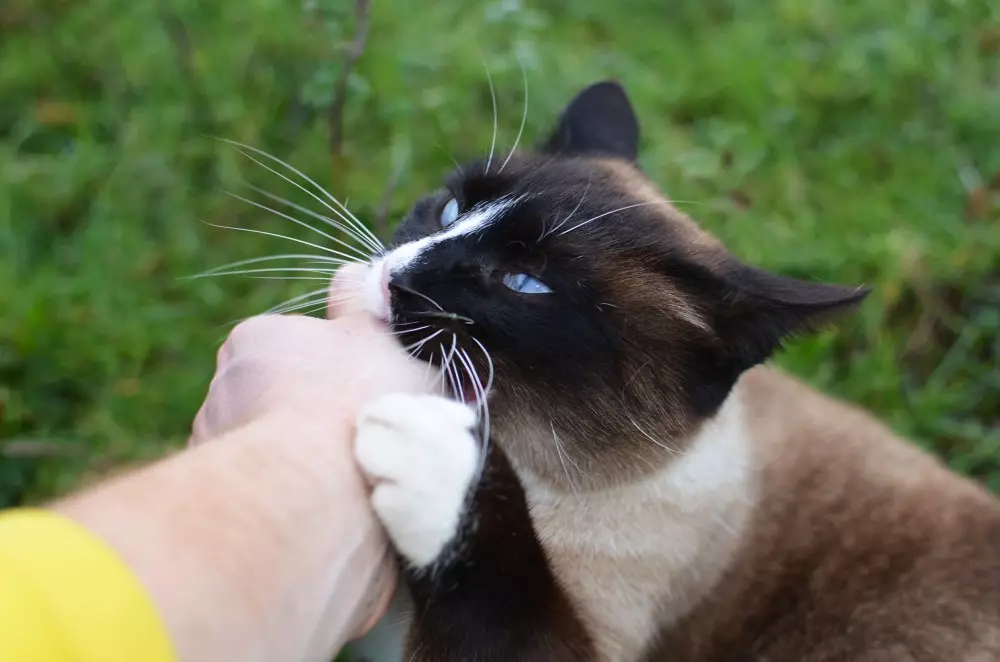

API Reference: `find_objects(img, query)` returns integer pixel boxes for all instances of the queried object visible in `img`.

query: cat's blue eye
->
[440,198,460,228]
[502,273,552,295]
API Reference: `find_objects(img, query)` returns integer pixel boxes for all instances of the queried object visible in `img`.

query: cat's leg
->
[355,393,595,661]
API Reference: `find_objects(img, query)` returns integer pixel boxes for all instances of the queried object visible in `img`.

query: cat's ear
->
[542,81,640,161]
[703,262,869,371]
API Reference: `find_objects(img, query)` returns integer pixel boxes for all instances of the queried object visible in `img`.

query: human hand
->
[190,312,435,446]
[189,297,438,649]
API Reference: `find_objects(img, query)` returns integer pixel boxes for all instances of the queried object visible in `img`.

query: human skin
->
[54,303,436,662]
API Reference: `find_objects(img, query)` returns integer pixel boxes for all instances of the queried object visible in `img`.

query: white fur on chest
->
[521,391,757,662]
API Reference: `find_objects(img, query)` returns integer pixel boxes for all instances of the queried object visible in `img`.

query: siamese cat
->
[347,81,1000,662]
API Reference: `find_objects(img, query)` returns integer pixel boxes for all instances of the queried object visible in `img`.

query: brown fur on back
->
[643,367,1000,661]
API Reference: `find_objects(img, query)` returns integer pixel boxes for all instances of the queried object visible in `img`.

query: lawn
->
[1,0,998,506]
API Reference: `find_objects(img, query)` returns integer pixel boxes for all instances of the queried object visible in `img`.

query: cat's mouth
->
[389,324,488,407]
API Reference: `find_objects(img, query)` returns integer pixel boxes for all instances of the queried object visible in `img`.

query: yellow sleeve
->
[0,508,177,662]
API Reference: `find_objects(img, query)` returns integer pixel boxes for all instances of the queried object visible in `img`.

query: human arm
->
[43,313,432,662]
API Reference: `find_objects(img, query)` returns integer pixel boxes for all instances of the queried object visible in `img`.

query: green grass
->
[1,0,998,505]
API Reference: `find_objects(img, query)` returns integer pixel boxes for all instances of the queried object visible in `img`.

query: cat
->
[345,80,1000,662]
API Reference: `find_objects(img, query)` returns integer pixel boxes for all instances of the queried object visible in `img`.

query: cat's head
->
[352,81,867,487]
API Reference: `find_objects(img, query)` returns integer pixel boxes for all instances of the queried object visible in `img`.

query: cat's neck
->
[518,387,757,660]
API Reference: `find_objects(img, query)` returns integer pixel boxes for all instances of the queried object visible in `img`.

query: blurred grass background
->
[1,0,998,506]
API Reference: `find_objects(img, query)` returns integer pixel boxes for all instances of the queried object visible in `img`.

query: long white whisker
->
[201,221,358,258]
[405,328,443,354]
[264,287,331,312]
[557,201,668,237]
[469,337,494,395]
[189,267,341,279]
[246,276,338,281]
[194,253,353,278]
[235,149,380,251]
[455,347,491,483]
[218,139,384,252]
[551,422,580,497]
[481,54,498,175]
[400,287,444,311]
[226,191,372,262]
[629,416,684,456]
[439,340,461,402]
[498,55,528,173]
[245,184,382,257]
[269,293,356,316]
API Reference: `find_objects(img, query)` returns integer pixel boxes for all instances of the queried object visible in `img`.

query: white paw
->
[355,393,479,568]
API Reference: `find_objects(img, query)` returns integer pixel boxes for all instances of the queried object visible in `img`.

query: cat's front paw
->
[355,393,479,568]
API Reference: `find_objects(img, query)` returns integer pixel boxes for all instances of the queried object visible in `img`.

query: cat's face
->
[352,82,867,487]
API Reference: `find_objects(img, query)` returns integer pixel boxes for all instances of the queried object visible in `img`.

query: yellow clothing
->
[0,508,176,662]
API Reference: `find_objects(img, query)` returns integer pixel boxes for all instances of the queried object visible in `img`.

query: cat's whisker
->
[629,416,685,456]
[201,221,361,260]
[481,54,499,175]
[217,139,384,253]
[557,201,669,237]
[393,286,444,311]
[225,191,373,263]
[469,337,494,395]
[498,55,528,174]
[550,421,581,498]
[189,267,341,280]
[404,328,443,354]
[244,184,383,257]
[542,177,592,240]
[264,286,333,312]
[455,346,492,484]
[391,324,431,339]
[246,276,338,281]
[412,311,474,325]
[268,294,353,316]
[439,340,462,403]
[191,253,351,279]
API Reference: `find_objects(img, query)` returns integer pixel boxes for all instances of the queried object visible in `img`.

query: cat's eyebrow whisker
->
[481,54,498,175]
[557,201,669,237]
[543,177,593,240]
[498,55,528,174]
[244,184,383,257]
[217,139,385,253]
[225,191,373,262]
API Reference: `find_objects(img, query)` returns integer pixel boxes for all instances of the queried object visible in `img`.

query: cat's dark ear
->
[705,263,869,372]
[542,81,640,161]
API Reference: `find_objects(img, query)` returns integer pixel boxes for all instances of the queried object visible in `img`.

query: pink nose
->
[326,262,370,319]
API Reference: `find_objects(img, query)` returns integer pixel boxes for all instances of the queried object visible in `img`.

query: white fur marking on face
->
[354,393,479,568]
[386,197,518,275]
